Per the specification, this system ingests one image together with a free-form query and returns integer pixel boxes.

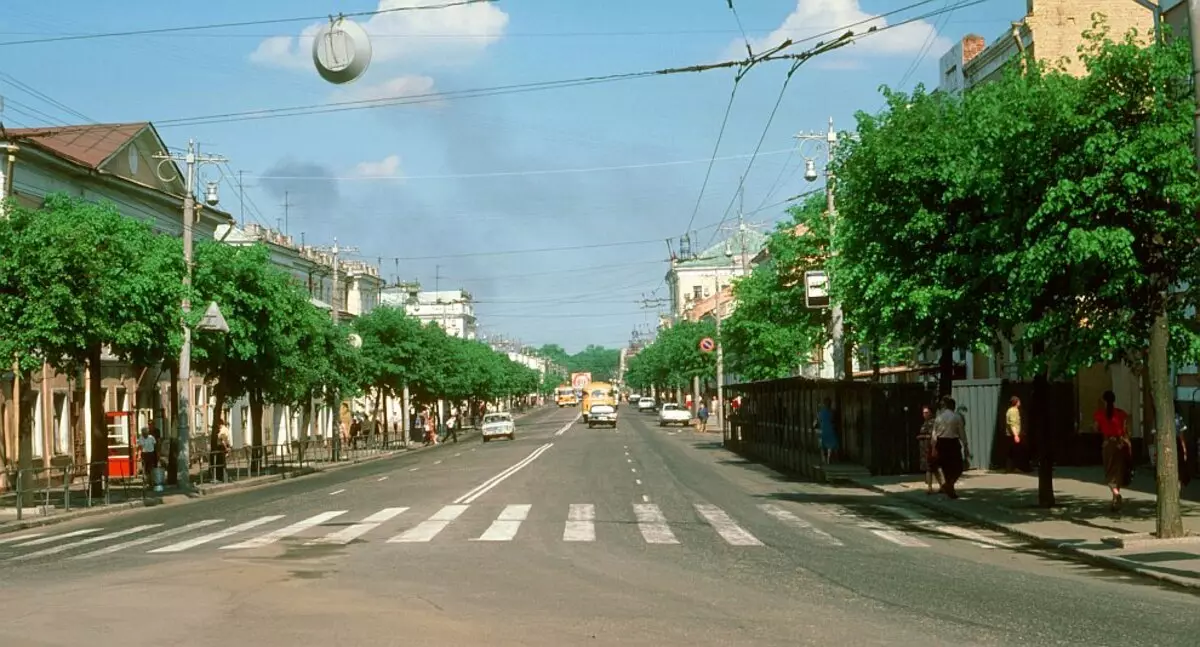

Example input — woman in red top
[1093,390,1131,511]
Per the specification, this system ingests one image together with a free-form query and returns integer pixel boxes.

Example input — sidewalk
[851,465,1200,590]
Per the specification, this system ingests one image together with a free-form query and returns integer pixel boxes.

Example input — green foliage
[723,195,830,380]
[625,320,716,390]
[537,343,620,382]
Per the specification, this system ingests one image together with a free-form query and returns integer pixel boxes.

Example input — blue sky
[1,0,1025,353]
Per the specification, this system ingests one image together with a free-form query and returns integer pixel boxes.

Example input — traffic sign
[699,337,715,353]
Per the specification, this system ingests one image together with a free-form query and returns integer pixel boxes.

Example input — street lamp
[714,243,734,435]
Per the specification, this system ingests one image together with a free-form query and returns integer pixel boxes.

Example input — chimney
[962,34,986,66]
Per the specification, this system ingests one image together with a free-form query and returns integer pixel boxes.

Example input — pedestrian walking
[916,404,944,494]
[1092,390,1131,512]
[1005,396,1030,472]
[931,396,970,499]
[137,429,157,484]
[817,398,838,465]
[696,403,709,433]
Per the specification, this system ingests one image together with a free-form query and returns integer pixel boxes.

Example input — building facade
[381,286,478,340]
[665,230,766,322]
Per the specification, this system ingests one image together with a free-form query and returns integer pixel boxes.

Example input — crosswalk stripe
[10,525,162,561]
[74,520,225,559]
[0,532,45,546]
[634,503,679,544]
[222,511,347,550]
[856,519,929,548]
[308,508,408,546]
[475,504,531,542]
[876,505,1016,548]
[563,504,595,542]
[758,504,843,546]
[388,505,468,543]
[15,528,101,547]
[694,504,763,546]
[149,515,284,553]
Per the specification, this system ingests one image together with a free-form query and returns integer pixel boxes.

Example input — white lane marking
[474,504,532,542]
[222,511,347,550]
[0,532,44,545]
[377,476,389,482]
[563,504,595,542]
[388,505,468,543]
[150,516,284,553]
[75,520,223,559]
[434,460,443,465]
[631,468,637,473]
[641,494,650,503]
[11,524,163,561]
[309,508,408,546]
[635,479,642,485]
[856,519,929,548]
[453,443,554,505]
[634,504,679,544]
[876,505,1016,548]
[329,489,346,496]
[454,453,462,457]
[471,448,477,452]
[758,504,843,546]
[409,467,420,472]
[554,415,582,437]
[15,528,100,547]
[626,458,632,463]
[694,504,763,546]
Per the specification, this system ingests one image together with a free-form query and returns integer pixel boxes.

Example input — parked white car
[481,412,515,442]
[658,403,692,427]
[587,404,618,428]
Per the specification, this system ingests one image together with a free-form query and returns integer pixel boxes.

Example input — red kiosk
[106,411,134,477]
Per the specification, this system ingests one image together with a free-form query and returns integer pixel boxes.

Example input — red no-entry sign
[699,337,715,353]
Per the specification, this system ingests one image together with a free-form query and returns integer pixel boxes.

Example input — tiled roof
[6,123,148,169]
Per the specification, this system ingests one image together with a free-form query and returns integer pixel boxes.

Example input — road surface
[1,405,1195,646]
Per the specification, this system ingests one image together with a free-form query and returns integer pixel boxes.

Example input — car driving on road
[658,403,692,427]
[587,403,617,428]
[481,412,516,442]
[637,397,657,413]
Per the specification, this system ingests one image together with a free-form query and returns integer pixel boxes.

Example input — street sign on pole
[196,301,229,333]
[699,337,715,353]
[805,270,830,309]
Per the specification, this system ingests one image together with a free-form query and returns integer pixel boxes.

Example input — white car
[658,403,692,427]
[587,404,618,428]
[481,412,515,442]
[637,397,657,413]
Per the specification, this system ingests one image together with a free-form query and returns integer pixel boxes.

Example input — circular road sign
[312,17,373,85]
[699,337,716,353]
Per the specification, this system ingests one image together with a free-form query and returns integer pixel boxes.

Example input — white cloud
[334,74,441,106]
[354,154,403,177]
[250,0,509,70]
[733,0,950,59]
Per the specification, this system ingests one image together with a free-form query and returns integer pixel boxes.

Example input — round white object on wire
[312,17,372,85]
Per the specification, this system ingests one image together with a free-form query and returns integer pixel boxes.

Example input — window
[32,390,44,458]
[52,391,70,456]
[693,286,703,300]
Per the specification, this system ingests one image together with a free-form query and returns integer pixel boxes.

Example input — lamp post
[154,140,226,489]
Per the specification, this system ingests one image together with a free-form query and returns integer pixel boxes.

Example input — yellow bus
[555,385,578,407]
[580,381,618,422]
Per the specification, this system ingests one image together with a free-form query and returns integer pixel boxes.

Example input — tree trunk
[208,382,226,452]
[15,369,35,507]
[938,345,954,398]
[1149,304,1184,537]
[249,387,265,472]
[86,344,106,498]
[1031,340,1055,508]
[166,363,179,486]
[382,390,389,446]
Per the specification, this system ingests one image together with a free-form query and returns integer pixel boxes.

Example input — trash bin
[152,467,165,492]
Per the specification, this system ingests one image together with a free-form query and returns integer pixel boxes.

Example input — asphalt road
[1,405,1196,647]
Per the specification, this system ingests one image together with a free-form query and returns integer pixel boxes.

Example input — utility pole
[281,191,292,236]
[313,237,357,458]
[154,140,226,489]
[237,170,245,228]
[798,117,849,380]
[714,272,725,435]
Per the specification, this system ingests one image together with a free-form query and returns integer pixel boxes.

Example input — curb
[850,477,1200,593]
[0,407,551,536]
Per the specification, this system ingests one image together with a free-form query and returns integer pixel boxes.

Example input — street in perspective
[3,1,1200,646]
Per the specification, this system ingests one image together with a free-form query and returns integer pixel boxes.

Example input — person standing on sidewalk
[137,429,157,484]
[1005,396,1029,473]
[916,404,944,494]
[931,396,969,499]
[696,402,709,433]
[1092,390,1131,512]
[817,398,838,465]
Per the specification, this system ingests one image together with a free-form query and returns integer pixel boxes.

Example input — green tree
[0,195,185,495]
[625,321,716,394]
[354,306,426,435]
[723,195,830,381]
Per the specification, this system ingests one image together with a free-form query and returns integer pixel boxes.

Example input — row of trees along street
[0,194,545,497]
[631,22,1200,538]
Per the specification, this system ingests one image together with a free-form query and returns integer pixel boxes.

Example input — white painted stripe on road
[329,489,346,496]
[758,504,843,546]
[635,479,642,485]
[642,494,650,502]
[694,504,763,546]
[409,467,420,472]
[11,524,162,561]
[876,505,1016,548]
[856,519,929,548]
[15,528,100,547]
[0,532,44,545]
[563,504,595,542]
[454,452,462,457]
[634,504,679,544]
[554,415,581,436]
[74,520,224,559]
[454,443,554,505]
[377,476,389,482]
[309,507,408,546]
[475,504,531,541]
[388,505,469,543]
[149,516,284,553]
[222,511,347,550]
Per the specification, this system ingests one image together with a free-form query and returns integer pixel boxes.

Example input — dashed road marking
[634,504,679,544]
[695,504,763,546]
[222,511,348,550]
[150,516,284,553]
[563,504,595,542]
[388,505,469,543]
